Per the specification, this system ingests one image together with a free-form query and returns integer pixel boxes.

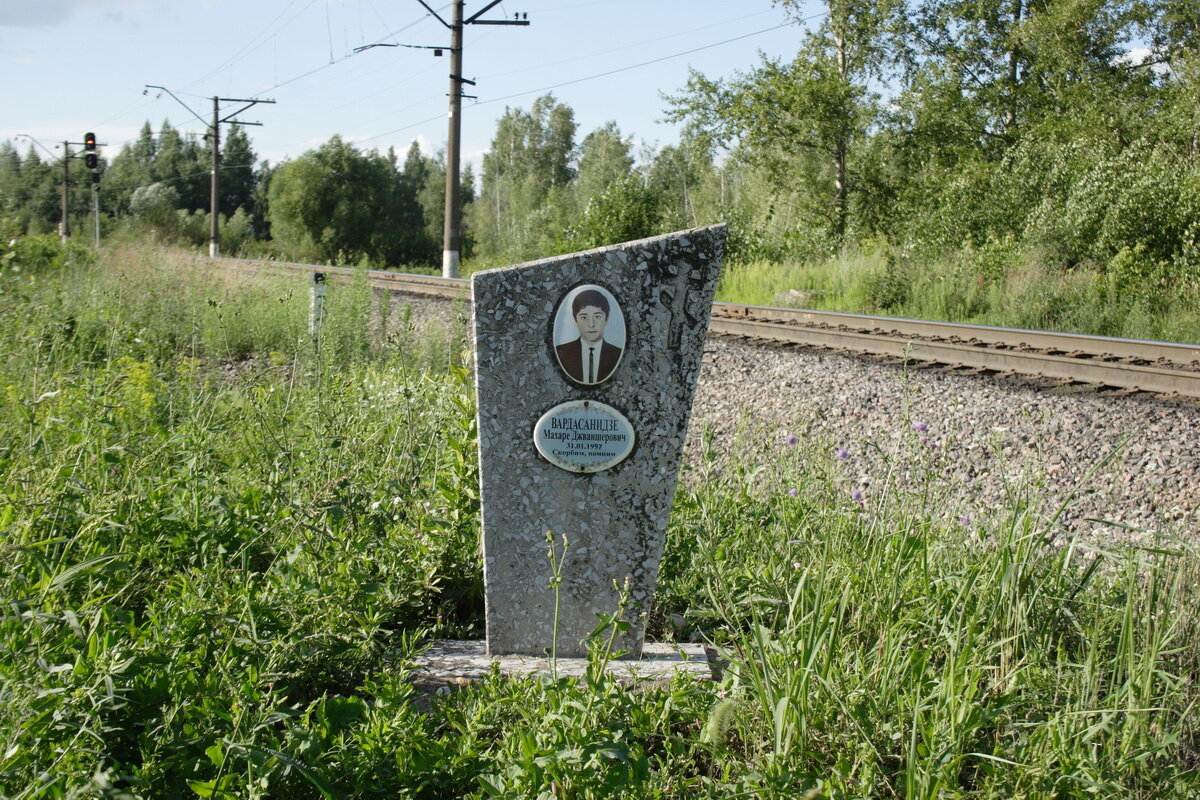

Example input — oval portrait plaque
[534,400,636,474]
[551,284,626,385]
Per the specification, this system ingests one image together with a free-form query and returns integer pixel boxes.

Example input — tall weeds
[661,427,1199,797]
[1,241,1196,797]
[718,244,1200,343]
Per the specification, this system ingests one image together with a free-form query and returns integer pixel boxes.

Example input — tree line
[0,97,669,269]
[669,0,1199,279]
[1,0,1197,292]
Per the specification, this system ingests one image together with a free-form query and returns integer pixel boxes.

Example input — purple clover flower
[851,488,864,503]
[784,433,798,446]
[912,421,928,433]
[787,488,799,497]
[835,447,849,460]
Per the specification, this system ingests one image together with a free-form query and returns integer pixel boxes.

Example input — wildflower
[784,433,798,446]
[787,488,798,497]
[959,515,971,525]
[912,421,928,433]
[851,488,864,503]
[919,436,928,445]
[835,447,849,460]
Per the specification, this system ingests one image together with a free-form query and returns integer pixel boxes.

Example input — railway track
[219,258,1200,399]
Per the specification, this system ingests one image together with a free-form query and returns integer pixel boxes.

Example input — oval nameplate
[533,400,636,473]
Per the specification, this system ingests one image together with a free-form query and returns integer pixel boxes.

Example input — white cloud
[1115,47,1172,76]
[0,0,79,27]
[1117,47,1152,65]
[0,0,153,28]
[462,146,485,174]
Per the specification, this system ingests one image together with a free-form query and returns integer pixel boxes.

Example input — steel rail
[711,304,1200,366]
[225,259,472,300]
[215,257,1200,397]
[712,317,1200,397]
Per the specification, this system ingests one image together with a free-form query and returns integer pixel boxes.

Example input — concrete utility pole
[144,85,274,257]
[211,98,221,258]
[60,142,71,241]
[93,181,101,248]
[15,135,73,239]
[444,0,465,279]
[415,0,528,278]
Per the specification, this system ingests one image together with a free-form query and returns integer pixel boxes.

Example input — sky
[1,0,819,173]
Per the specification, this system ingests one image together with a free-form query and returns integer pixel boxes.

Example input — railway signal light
[82,132,100,174]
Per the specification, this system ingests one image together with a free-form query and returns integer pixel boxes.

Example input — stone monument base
[409,640,712,693]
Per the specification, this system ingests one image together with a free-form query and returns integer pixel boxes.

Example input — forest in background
[2,0,1198,338]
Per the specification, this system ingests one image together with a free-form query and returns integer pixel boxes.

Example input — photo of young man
[553,286,624,385]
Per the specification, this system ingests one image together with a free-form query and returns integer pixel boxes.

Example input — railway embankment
[690,336,1199,547]
[376,282,1199,547]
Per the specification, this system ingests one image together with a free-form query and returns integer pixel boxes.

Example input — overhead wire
[529,0,617,11]
[99,1,442,142]
[102,2,805,162]
[9,6,445,184]
[97,1,317,134]
[284,5,745,130]
[359,16,805,143]
[336,6,797,143]
[183,0,314,91]
[476,21,796,108]
[250,4,448,99]
[147,1,779,152]
[485,6,780,80]
[325,0,335,63]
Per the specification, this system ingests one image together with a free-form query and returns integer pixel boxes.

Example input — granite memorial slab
[471,224,726,658]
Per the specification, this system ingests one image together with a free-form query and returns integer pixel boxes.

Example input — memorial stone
[472,225,725,657]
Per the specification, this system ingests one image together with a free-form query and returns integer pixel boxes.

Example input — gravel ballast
[689,336,1200,545]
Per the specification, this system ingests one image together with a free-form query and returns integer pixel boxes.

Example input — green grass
[716,243,1200,344]
[1,239,1198,798]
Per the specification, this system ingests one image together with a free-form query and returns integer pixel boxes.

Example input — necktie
[588,347,595,382]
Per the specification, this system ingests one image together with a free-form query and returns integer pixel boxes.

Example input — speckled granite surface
[472,226,725,657]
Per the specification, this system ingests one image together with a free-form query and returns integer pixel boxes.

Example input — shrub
[563,175,662,251]
[1,222,93,273]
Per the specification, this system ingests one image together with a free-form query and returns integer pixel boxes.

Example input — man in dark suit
[555,289,623,384]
